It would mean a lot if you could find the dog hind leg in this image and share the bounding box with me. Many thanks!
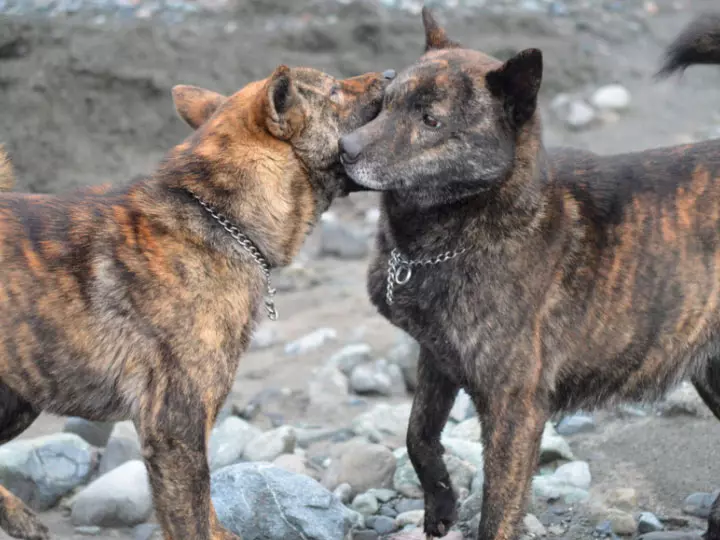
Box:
[0,381,48,540]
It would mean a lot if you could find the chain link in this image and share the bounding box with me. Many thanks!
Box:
[189,191,278,321]
[386,246,467,306]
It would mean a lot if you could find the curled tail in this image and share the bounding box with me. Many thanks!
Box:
[0,146,14,192]
[657,13,720,78]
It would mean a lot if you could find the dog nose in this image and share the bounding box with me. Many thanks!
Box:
[339,135,363,165]
[382,69,396,81]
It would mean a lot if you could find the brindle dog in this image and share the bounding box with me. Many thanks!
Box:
[0,63,393,540]
[340,9,720,540]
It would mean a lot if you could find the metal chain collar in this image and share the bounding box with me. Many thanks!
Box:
[188,191,278,321]
[386,246,467,306]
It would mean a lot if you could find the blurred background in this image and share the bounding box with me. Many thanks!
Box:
[1,1,720,539]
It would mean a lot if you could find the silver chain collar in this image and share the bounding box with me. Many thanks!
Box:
[188,191,278,321]
[386,246,467,306]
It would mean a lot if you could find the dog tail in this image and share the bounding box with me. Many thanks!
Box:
[0,145,15,192]
[657,13,720,78]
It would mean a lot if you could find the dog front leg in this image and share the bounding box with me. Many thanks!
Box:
[474,387,549,540]
[407,347,460,538]
[137,387,240,540]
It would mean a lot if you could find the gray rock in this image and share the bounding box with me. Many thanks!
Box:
[638,512,664,534]
[273,454,316,479]
[295,426,346,448]
[74,526,103,536]
[637,533,703,540]
[352,493,380,516]
[566,99,595,130]
[471,469,485,495]
[328,344,374,376]
[590,84,631,111]
[683,490,719,518]
[322,440,396,497]
[366,488,396,503]
[351,403,412,445]
[553,461,591,489]
[208,416,262,471]
[211,462,346,540]
[532,461,591,504]
[285,328,337,356]
[447,418,481,442]
[440,437,483,472]
[343,505,365,530]
[352,531,379,540]
[366,515,397,535]
[71,460,152,527]
[659,383,705,417]
[243,426,296,463]
[523,514,546,537]
[393,447,474,499]
[334,483,353,504]
[350,359,405,397]
[249,324,279,350]
[319,215,368,260]
[133,523,161,540]
[308,364,350,410]
[539,422,574,464]
[0,433,97,511]
[386,333,420,392]
[379,503,397,518]
[556,413,595,436]
[63,418,115,448]
[458,490,483,523]
[599,508,637,535]
[449,390,474,422]
[395,510,424,527]
[394,498,423,514]
[98,421,142,476]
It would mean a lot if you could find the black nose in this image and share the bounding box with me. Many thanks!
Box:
[339,135,363,165]
[382,69,396,81]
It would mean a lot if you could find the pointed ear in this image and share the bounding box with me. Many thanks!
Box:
[422,7,460,52]
[172,85,226,130]
[485,48,543,128]
[266,65,301,140]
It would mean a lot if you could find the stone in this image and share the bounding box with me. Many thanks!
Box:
[334,483,353,504]
[367,514,397,535]
[273,454,315,479]
[352,403,412,445]
[386,332,421,392]
[352,492,380,516]
[329,344,374,376]
[637,533,703,540]
[208,416,262,471]
[133,523,161,540]
[319,214,368,260]
[659,383,705,418]
[523,513,547,537]
[212,462,346,540]
[539,422,574,464]
[393,447,474,499]
[389,531,463,540]
[322,439,396,497]
[447,418,482,442]
[440,437,484,471]
[532,461,591,504]
[471,469,485,495]
[0,433,97,511]
[553,461,591,489]
[249,324,279,350]
[367,488,397,503]
[638,512,664,534]
[683,490,719,518]
[243,426,296,462]
[590,84,631,111]
[449,389,474,422]
[603,488,638,511]
[353,530,380,540]
[556,413,595,435]
[350,359,405,397]
[395,509,424,527]
[344,505,365,530]
[63,418,115,448]
[98,421,142,476]
[308,364,350,409]
[601,508,637,535]
[285,328,337,356]
[71,460,152,527]
[566,100,595,130]
[458,490,483,523]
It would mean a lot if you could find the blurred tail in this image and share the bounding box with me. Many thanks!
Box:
[656,13,720,78]
[0,145,14,192]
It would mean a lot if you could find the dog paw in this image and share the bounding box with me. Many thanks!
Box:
[424,488,457,538]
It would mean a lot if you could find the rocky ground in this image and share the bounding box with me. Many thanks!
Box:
[2,0,720,539]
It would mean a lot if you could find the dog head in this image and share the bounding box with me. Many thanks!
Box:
[339,8,543,207]
[166,65,393,263]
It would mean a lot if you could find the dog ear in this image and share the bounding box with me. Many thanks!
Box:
[172,85,226,130]
[266,65,302,140]
[485,48,543,128]
[422,7,461,51]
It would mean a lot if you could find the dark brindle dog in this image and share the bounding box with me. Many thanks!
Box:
[0,63,393,540]
[340,9,720,540]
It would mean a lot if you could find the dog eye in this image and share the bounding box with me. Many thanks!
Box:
[422,113,442,129]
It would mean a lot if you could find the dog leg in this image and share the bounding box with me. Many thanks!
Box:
[137,382,240,540]
[473,388,549,540]
[0,381,47,540]
[407,348,460,538]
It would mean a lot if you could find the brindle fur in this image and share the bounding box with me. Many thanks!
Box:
[340,10,720,540]
[0,147,13,192]
[0,64,390,540]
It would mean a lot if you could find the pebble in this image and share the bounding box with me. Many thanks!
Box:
[440,437,484,472]
[308,364,350,410]
[333,483,353,504]
[523,513,547,537]
[590,84,631,111]
[350,360,404,397]
[539,422,575,464]
[273,453,316,479]
[285,328,337,356]
[556,413,595,435]
[353,530,380,540]
[395,509,424,527]
[459,490,483,523]
[386,332,421,392]
[328,343,373,376]
[322,439,396,496]
[367,488,397,503]
[99,421,142,476]
[566,100,596,130]
[658,383,705,418]
[638,512,664,534]
[637,533,703,540]
[74,526,103,536]
[394,498,424,514]
[249,324,279,350]
[212,462,346,540]
[683,490,719,518]
[553,461,591,489]
[63,418,115,448]
[352,492,380,516]
[449,389,474,422]
[366,514,397,534]
[133,523,160,540]
[446,417,482,442]
[603,487,638,511]
[532,461,591,503]
[71,460,152,527]
[319,214,369,260]
[0,433,97,511]
[600,508,637,535]
[208,416,262,471]
[243,425,296,462]
[351,403,412,445]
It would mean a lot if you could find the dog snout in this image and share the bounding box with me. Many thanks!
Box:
[339,134,364,165]
[382,69,396,81]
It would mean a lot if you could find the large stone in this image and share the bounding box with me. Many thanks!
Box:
[539,422,574,464]
[98,421,142,476]
[322,440,396,497]
[447,418,482,442]
[683,490,720,518]
[211,462,346,540]
[386,333,420,392]
[63,418,115,448]
[328,344,374,376]
[0,433,97,511]
[352,492,380,516]
[71,460,152,527]
[243,426,296,462]
[532,461,591,504]
[208,416,262,471]
[351,403,412,445]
